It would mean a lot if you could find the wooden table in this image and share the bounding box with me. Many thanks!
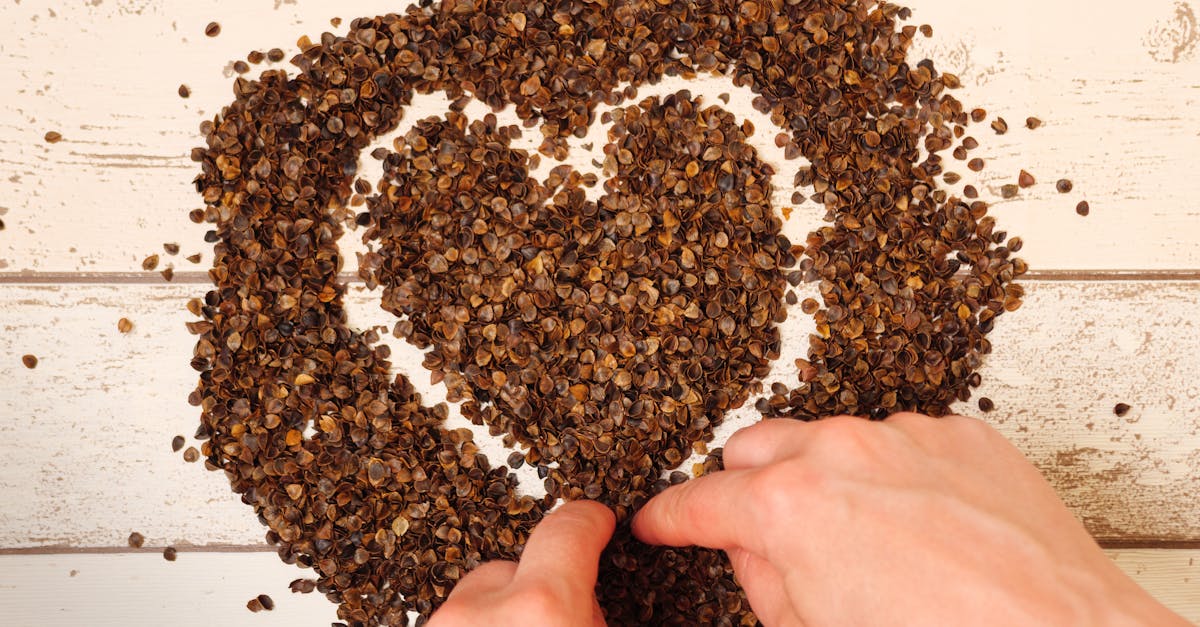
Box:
[1,1,1197,624]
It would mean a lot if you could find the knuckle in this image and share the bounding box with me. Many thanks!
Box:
[722,423,760,457]
[813,415,875,458]
[946,413,996,439]
[748,462,813,521]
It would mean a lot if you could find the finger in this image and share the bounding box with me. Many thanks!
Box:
[722,419,813,470]
[728,548,804,627]
[513,500,616,601]
[631,468,768,554]
[446,560,517,602]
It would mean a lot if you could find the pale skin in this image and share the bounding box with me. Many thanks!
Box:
[427,413,1190,626]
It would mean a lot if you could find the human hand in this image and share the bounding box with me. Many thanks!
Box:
[632,413,1189,626]
[426,500,615,627]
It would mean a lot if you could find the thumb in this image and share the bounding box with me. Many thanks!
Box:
[514,500,616,601]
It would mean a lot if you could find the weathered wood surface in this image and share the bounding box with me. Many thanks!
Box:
[0,281,1196,548]
[0,550,1195,625]
[1,0,1198,622]
[1,0,1199,274]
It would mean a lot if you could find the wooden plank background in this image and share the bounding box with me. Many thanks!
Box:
[1,281,1198,547]
[0,0,1197,623]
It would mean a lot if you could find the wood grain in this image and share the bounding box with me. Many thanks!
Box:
[1,0,1199,274]
[0,550,1195,625]
[0,280,1196,548]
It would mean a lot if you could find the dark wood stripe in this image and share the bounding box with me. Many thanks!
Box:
[1021,269,1200,282]
[0,271,213,284]
[1097,539,1200,550]
[2,269,1200,285]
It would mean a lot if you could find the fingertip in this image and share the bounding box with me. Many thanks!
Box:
[552,499,617,537]
[568,498,617,522]
[630,470,757,551]
[629,491,673,546]
[444,560,517,602]
[514,499,617,589]
[628,496,659,543]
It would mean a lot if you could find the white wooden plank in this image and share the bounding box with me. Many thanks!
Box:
[903,0,1200,272]
[0,284,272,548]
[0,549,1195,625]
[0,280,1197,548]
[967,281,1200,542]
[0,552,340,627]
[1,0,1199,273]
